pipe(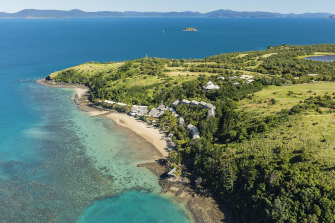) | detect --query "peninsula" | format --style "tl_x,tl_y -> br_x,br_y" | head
43,44 -> 335,222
